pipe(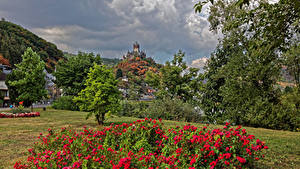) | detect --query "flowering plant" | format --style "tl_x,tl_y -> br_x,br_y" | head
14,119 -> 267,169
0,112 -> 40,118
